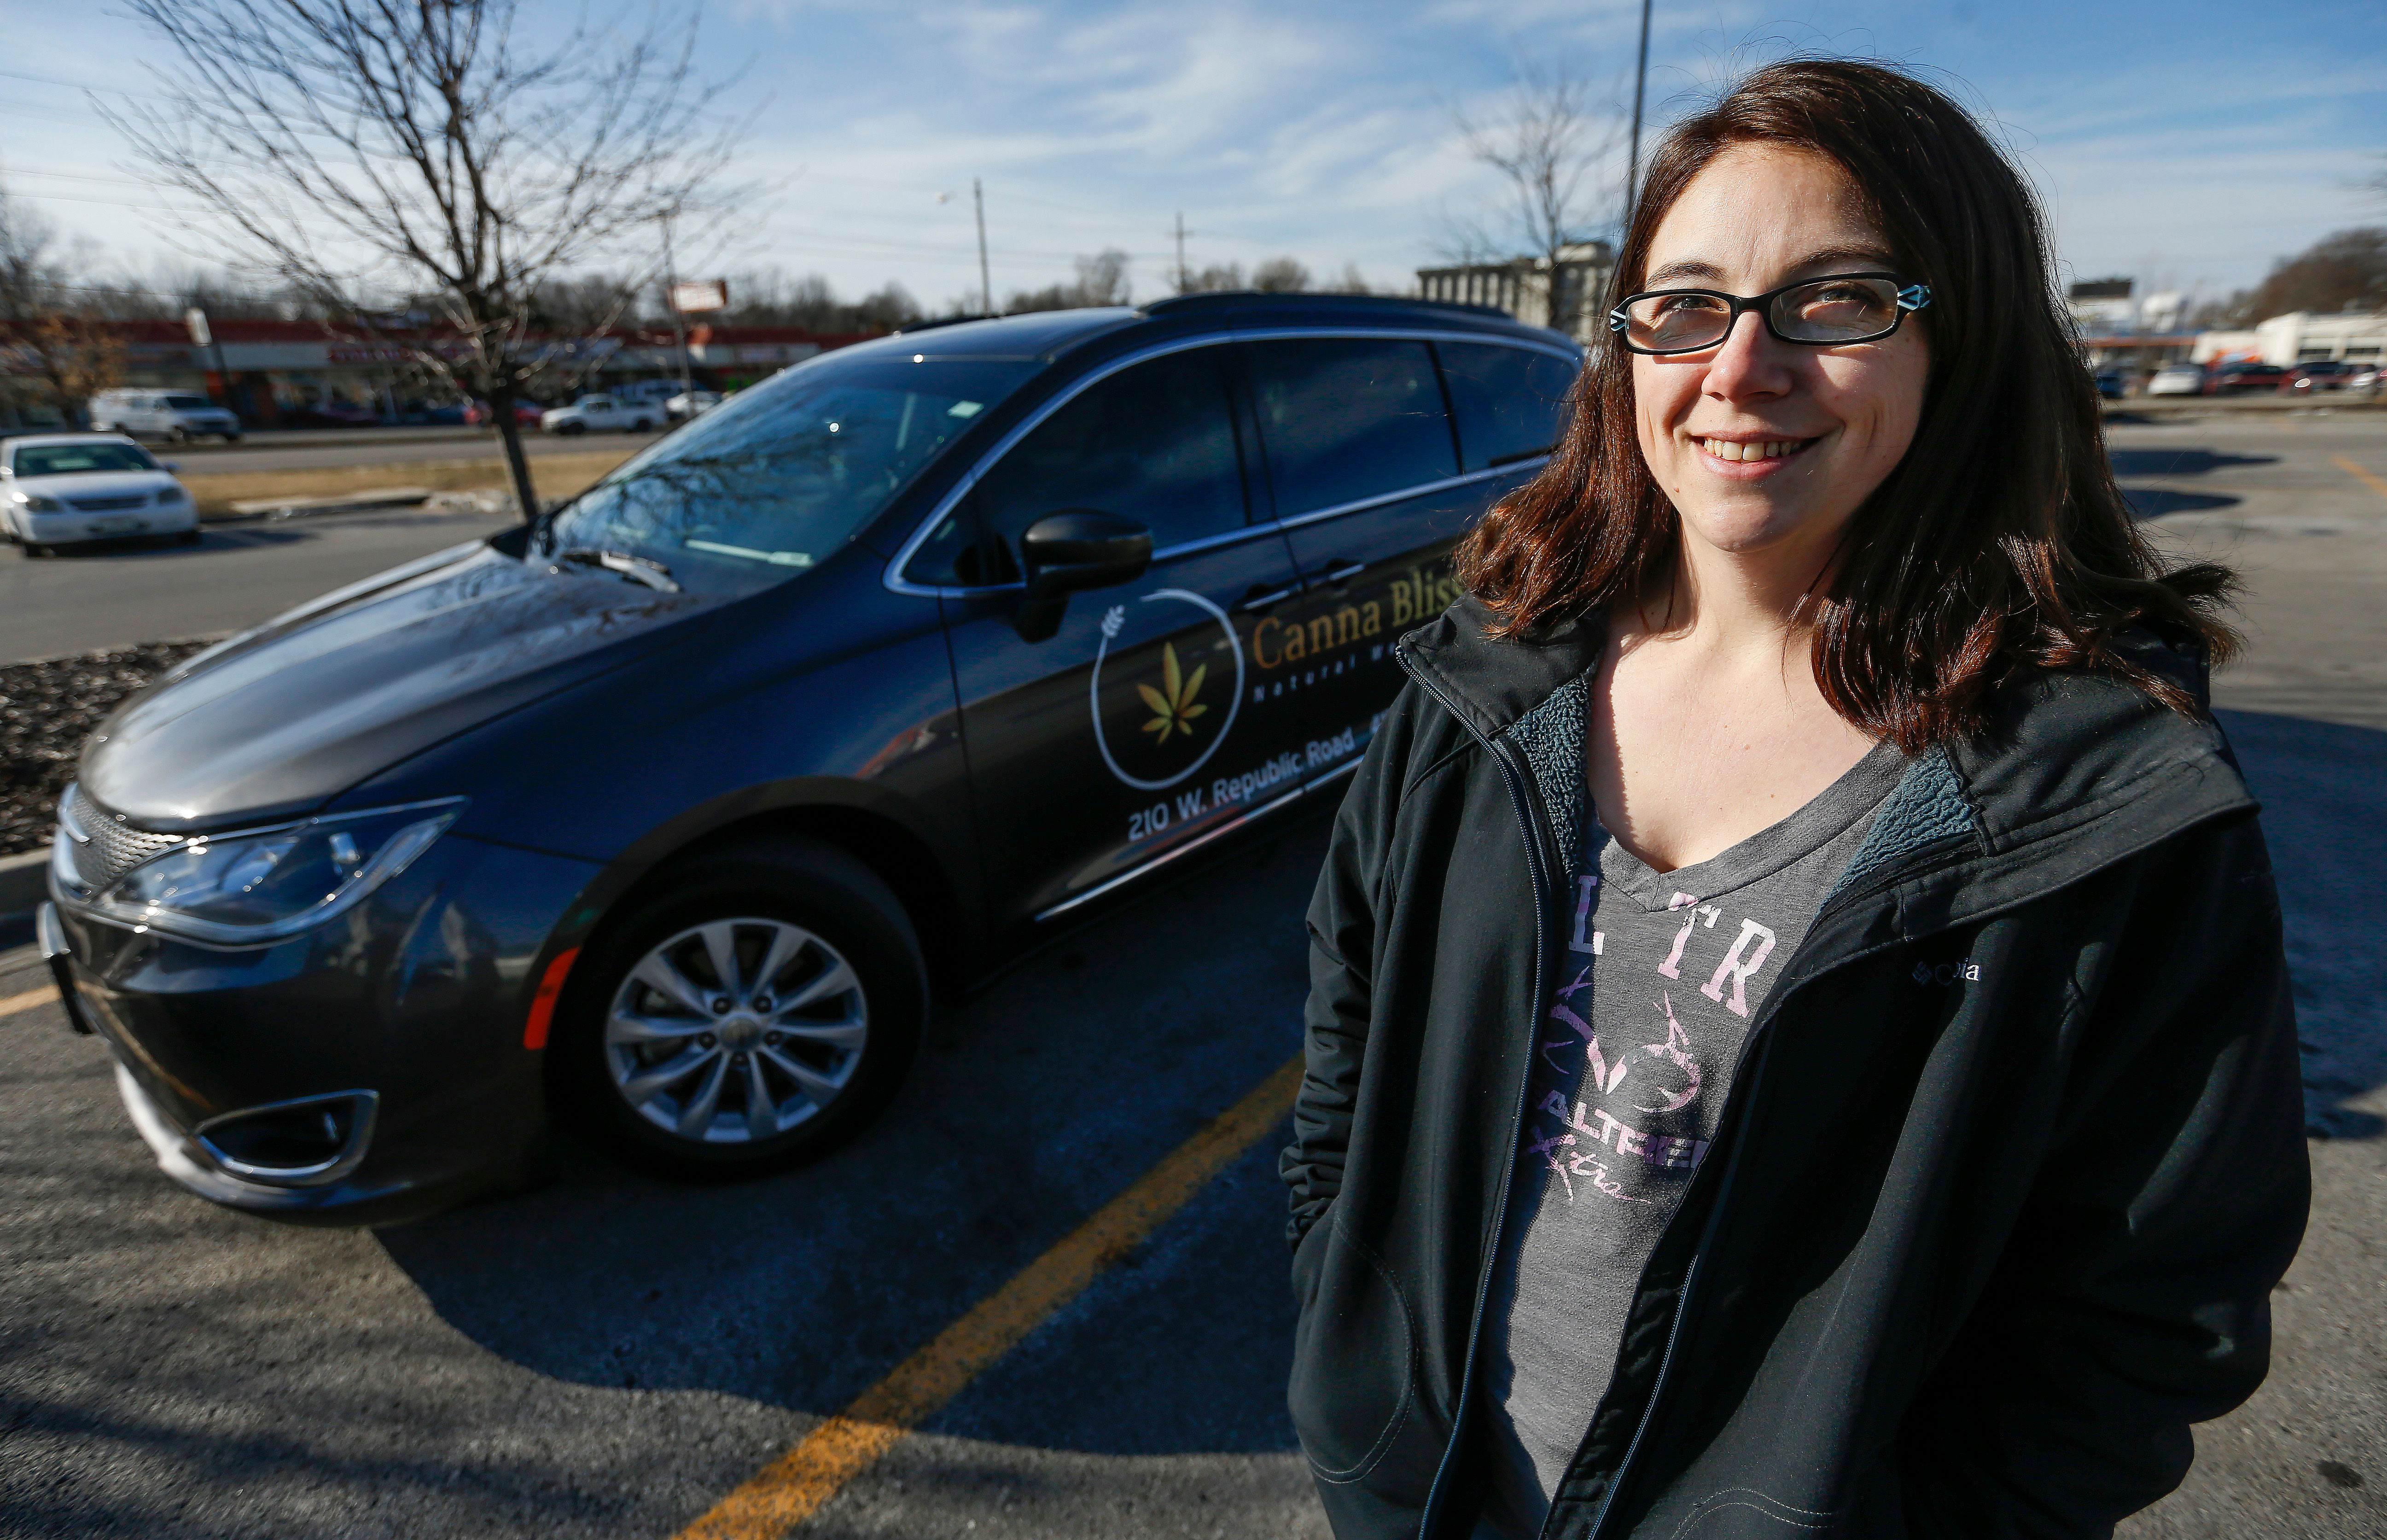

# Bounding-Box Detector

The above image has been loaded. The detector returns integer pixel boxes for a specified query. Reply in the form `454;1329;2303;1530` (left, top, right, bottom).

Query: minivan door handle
1237;582;1298;612
1307;559;1368;587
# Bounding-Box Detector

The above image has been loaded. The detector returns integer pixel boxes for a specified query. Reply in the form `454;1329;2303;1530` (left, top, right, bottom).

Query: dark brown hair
1455;58;2235;749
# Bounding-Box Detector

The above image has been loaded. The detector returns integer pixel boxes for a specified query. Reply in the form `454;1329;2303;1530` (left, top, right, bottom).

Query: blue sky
1;0;2380;312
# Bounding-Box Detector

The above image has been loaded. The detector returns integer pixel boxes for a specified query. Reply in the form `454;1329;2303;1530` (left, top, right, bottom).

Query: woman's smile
1688;430;1825;477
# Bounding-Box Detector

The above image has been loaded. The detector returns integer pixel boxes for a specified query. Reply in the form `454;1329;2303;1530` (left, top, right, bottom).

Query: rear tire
551;836;926;1180
632;417;654;432
179;529;203;545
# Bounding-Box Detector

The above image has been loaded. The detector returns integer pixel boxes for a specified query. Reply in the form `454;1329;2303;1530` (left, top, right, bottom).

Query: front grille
67;494;148;512
58;786;185;892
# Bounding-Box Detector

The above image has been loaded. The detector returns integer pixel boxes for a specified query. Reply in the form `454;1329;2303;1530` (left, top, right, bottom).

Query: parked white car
2145;364;2206;397
614;379;683;405
538;395;662;435
87;389;243;443
0;433;201;556
666;389;722;421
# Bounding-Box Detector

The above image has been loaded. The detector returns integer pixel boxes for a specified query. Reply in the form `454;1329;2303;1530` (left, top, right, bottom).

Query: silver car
1;433;202;556
87;389;243;443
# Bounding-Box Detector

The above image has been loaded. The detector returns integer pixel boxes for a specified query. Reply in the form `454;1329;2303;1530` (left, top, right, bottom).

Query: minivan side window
1245;338;1456;518
1438;342;1579;471
914;345;1247;585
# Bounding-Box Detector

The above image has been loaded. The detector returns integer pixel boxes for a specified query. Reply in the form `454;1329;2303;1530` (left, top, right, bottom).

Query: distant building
1417;240;1615;344
2067;276;2138;337
2191;313;2387;367
0;317;873;430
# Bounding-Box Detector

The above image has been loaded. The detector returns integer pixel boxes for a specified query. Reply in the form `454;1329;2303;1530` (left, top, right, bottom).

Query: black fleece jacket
1281;599;2309;1540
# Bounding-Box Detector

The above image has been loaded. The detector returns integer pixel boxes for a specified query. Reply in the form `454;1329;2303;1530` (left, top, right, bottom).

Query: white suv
88;389;244;443
1;433;202;556
538;395;661;436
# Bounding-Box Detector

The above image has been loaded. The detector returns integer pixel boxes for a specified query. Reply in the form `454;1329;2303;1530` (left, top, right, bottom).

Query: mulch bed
0;641;214;857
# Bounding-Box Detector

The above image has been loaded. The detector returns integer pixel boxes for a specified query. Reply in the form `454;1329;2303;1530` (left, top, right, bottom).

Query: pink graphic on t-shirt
1700;917;1778;1018
1549;967;1630;1096
1629;993;1703;1114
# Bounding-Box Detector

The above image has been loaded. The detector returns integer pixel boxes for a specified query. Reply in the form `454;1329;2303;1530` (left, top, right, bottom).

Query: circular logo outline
1088;587;1246;791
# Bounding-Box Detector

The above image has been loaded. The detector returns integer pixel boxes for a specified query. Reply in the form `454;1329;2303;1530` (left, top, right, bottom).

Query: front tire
551;837;926;1180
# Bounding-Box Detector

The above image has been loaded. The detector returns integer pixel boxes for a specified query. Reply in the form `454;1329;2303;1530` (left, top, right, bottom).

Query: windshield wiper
553;547;681;593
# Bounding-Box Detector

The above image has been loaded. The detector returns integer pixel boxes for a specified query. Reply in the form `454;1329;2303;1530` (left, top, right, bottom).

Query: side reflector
523;946;580;1050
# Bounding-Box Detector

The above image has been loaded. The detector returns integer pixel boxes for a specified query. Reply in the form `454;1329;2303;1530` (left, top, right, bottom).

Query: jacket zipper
1399;648;1566;1540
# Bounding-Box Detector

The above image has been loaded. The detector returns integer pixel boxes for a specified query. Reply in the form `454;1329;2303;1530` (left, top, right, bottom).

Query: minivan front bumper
47;832;602;1226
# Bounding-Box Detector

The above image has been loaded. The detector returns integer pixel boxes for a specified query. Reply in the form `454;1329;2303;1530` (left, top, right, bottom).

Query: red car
2203;363;2288;396
2280;361;2357;394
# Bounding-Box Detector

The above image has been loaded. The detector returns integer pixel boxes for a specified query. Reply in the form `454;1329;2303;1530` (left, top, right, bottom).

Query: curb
0;846;49;929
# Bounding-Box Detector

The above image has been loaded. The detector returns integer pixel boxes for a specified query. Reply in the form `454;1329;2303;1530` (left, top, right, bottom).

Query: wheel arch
564;784;978;1000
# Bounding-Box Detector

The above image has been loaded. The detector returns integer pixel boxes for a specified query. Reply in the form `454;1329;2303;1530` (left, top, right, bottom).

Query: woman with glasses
1282;59;2305;1540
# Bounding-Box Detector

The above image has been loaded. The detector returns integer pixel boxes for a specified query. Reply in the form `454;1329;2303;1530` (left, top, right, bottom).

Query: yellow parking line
671;1053;1307;1540
2333;454;2387;504
0;984;60;1019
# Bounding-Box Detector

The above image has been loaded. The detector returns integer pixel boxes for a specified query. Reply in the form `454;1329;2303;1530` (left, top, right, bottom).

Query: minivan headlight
11;491;64;513
90;799;464;945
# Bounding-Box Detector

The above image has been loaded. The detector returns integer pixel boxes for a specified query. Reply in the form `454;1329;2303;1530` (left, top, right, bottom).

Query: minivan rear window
1438;342;1579;471
540;351;1043;598
1245;338;1456;518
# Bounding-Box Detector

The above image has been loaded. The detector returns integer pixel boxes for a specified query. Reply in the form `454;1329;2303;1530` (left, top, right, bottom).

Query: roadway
0;410;2381;1537
0;505;519;662
164;425;659;477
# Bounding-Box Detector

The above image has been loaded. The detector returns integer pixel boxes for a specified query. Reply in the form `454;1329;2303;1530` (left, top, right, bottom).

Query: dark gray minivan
41;293;1580;1223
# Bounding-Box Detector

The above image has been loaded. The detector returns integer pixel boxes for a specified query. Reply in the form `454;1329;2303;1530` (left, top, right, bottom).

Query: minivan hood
82;542;717;829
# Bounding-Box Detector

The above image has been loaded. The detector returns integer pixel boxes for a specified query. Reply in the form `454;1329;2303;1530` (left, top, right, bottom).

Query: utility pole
973;177;992;317
1173;212;1190;294
1626;0;1654;220
661;215;693;402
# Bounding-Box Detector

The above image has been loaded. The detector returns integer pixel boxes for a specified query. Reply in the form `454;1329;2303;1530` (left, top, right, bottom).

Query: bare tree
1176;261;1245;295
1252;256;1311;293
0;187;127;426
1005;248;1133;314
107;0;743;517
1452;57;1629;335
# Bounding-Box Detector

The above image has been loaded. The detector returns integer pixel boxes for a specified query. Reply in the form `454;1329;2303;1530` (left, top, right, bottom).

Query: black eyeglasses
1608;272;1932;355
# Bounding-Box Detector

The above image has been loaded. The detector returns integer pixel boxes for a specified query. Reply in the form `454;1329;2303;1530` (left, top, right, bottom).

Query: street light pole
1626;0;1654;219
974;177;993;317
661;215;693;403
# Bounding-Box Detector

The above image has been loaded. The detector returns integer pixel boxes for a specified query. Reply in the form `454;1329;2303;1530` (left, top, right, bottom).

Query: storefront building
2;319;873;430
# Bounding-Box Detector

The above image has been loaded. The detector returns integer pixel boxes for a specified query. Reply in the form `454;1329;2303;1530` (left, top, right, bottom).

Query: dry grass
182;449;636;518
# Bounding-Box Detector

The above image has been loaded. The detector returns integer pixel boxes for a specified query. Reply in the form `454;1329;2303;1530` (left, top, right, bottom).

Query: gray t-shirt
1477;741;1908;1538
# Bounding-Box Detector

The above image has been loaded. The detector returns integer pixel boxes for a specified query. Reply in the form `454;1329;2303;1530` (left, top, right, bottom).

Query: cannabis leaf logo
1137;641;1208;744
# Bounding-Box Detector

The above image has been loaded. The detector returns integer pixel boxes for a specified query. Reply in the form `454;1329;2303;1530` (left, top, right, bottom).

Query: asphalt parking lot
0;406;2382;1538
0;506;517;662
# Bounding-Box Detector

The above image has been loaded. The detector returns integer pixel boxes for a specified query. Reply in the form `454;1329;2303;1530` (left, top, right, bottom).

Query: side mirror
1013;510;1152;642
161;460;183;473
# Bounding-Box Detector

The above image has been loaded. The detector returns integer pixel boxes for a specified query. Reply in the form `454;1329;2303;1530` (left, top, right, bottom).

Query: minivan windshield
538;350;1042;599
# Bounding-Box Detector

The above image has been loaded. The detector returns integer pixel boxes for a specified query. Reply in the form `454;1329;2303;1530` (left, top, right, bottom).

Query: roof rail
891;314;994;336
1139;290;1514;321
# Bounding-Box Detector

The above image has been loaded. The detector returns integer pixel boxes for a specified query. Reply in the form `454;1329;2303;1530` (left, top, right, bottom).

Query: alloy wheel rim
603;917;868;1144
